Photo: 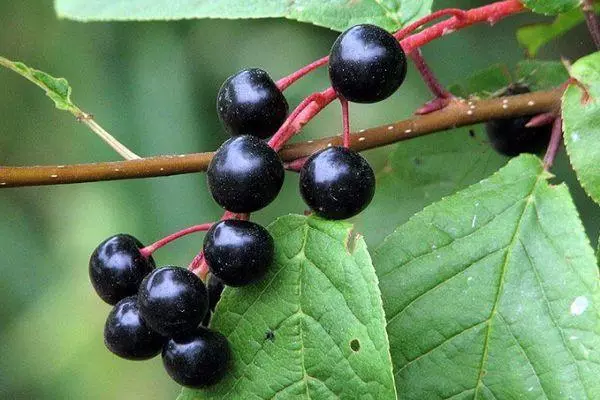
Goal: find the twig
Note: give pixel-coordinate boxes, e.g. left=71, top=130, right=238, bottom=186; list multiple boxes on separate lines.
left=583, top=0, right=600, bottom=49
left=0, top=89, right=561, bottom=188
left=543, top=117, right=563, bottom=170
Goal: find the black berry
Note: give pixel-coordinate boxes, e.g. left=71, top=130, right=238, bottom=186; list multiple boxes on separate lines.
left=217, top=68, right=289, bottom=139
left=485, top=85, right=552, bottom=156
left=89, top=234, right=155, bottom=305
left=203, top=220, right=274, bottom=287
left=104, top=296, right=164, bottom=360
left=300, top=146, right=376, bottom=220
left=329, top=24, right=407, bottom=103
left=207, top=274, right=225, bottom=312
left=207, top=135, right=284, bottom=213
left=162, top=327, right=231, bottom=388
left=138, top=266, right=209, bottom=337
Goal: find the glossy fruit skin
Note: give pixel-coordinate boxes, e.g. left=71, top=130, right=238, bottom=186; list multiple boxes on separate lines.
left=485, top=85, right=552, bottom=156
left=162, top=327, right=231, bottom=388
left=203, top=220, right=274, bottom=287
left=104, top=296, right=164, bottom=360
left=207, top=274, right=225, bottom=312
left=207, top=135, right=284, bottom=213
left=300, top=146, right=376, bottom=220
left=89, top=234, right=155, bottom=305
left=329, top=24, right=407, bottom=103
left=138, top=266, right=209, bottom=337
left=217, top=68, right=289, bottom=139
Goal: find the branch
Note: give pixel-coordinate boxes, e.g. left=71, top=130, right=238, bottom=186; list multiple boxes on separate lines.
left=0, top=89, right=561, bottom=188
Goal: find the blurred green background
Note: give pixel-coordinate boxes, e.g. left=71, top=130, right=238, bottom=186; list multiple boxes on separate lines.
left=0, top=1, right=597, bottom=398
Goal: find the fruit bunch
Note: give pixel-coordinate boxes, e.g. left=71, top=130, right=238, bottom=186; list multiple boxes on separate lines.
left=89, top=23, right=409, bottom=389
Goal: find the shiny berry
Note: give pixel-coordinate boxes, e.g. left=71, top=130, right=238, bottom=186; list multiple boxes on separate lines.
left=485, top=85, right=552, bottom=156
left=89, top=234, right=155, bottom=305
left=329, top=24, right=407, bottom=103
left=207, top=135, right=284, bottom=213
left=104, top=296, right=164, bottom=360
left=300, top=146, right=375, bottom=220
left=217, top=68, right=289, bottom=139
left=162, top=327, right=231, bottom=388
left=203, top=220, right=273, bottom=287
left=138, top=266, right=209, bottom=337
left=207, top=274, right=225, bottom=312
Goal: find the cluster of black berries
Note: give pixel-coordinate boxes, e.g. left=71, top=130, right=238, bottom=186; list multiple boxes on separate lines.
left=90, top=23, right=409, bottom=390
left=212, top=23, right=408, bottom=220
left=89, top=234, right=231, bottom=388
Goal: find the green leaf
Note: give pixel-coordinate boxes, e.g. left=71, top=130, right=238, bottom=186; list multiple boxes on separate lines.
left=0, top=56, right=75, bottom=111
left=55, top=0, right=432, bottom=32
left=516, top=60, right=569, bottom=91
left=563, top=51, right=600, bottom=206
left=516, top=6, right=600, bottom=56
left=450, top=61, right=567, bottom=99
left=521, top=0, right=580, bottom=15
left=181, top=215, right=396, bottom=399
left=355, top=130, right=506, bottom=247
left=375, top=155, right=600, bottom=398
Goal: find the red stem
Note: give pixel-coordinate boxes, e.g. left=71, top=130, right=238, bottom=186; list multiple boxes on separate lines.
left=140, top=223, right=214, bottom=258
left=394, top=8, right=469, bottom=40
left=276, top=56, right=329, bottom=91
left=409, top=49, right=451, bottom=99
left=340, top=98, right=351, bottom=148
left=583, top=0, right=600, bottom=49
left=543, top=117, right=563, bottom=170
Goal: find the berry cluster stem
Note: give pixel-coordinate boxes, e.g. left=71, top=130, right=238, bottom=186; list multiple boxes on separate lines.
left=340, top=98, right=351, bottom=148
left=276, top=56, right=329, bottom=91
left=140, top=223, right=214, bottom=258
left=583, top=0, right=600, bottom=49
left=543, top=117, right=563, bottom=171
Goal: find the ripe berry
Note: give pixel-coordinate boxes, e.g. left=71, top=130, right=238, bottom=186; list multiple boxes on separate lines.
left=485, top=85, right=552, bottom=156
left=217, top=68, right=289, bottom=139
left=329, top=24, right=407, bottom=103
left=300, top=146, right=375, bottom=220
left=162, top=327, right=231, bottom=388
left=207, top=274, right=225, bottom=312
left=104, top=296, right=164, bottom=360
left=203, top=220, right=274, bottom=287
left=138, top=266, right=209, bottom=337
left=207, top=135, right=284, bottom=213
left=89, top=234, right=155, bottom=305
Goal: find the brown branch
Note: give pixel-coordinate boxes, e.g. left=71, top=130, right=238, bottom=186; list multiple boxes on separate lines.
left=0, top=89, right=561, bottom=188
left=583, top=0, right=600, bottom=49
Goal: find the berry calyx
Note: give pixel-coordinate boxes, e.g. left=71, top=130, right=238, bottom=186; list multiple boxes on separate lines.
left=300, top=146, right=376, bottom=220
left=485, top=85, right=552, bottom=157
left=89, top=234, right=155, bottom=305
left=207, top=135, right=285, bottom=213
left=203, top=220, right=274, bottom=287
left=329, top=24, right=407, bottom=104
left=217, top=68, right=289, bottom=139
left=162, top=327, right=231, bottom=388
left=138, top=266, right=209, bottom=337
left=104, top=296, right=164, bottom=360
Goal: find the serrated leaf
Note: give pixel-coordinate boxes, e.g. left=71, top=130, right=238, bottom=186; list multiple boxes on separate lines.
left=0, top=56, right=75, bottom=111
left=375, top=155, right=600, bottom=398
left=55, top=0, right=432, bottom=32
left=563, top=51, right=600, bottom=206
left=522, top=0, right=580, bottom=15
left=517, top=6, right=600, bottom=56
left=355, top=129, right=506, bottom=247
left=180, top=215, right=396, bottom=399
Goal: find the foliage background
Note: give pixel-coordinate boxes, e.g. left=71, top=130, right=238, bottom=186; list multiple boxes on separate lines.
left=0, top=0, right=597, bottom=398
